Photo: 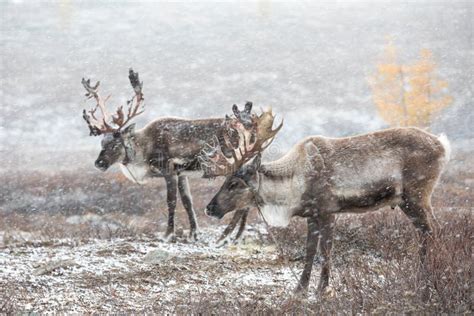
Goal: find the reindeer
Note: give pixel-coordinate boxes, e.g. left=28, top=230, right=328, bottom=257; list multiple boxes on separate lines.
left=202, top=123, right=450, bottom=294
left=81, top=69, right=261, bottom=241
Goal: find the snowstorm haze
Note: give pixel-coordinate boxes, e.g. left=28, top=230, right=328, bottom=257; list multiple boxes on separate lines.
left=1, top=1, right=472, bottom=171
left=1, top=2, right=473, bottom=313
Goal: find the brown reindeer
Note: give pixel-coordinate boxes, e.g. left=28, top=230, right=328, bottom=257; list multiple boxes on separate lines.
left=81, top=69, right=259, bottom=241
left=203, top=125, right=450, bottom=293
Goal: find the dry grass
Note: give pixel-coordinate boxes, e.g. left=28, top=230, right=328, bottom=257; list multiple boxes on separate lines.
left=0, top=161, right=472, bottom=314
left=160, top=210, right=472, bottom=315
left=1, top=209, right=471, bottom=314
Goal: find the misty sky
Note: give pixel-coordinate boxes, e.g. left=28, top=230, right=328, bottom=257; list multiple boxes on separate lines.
left=0, top=1, right=472, bottom=171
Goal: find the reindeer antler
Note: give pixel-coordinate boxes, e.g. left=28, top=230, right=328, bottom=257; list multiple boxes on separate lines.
left=81, top=78, right=115, bottom=135
left=81, top=68, right=145, bottom=136
left=200, top=107, right=283, bottom=177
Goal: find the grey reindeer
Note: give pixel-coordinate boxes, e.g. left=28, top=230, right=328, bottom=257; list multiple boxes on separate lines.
left=203, top=121, right=450, bottom=294
left=81, top=68, right=257, bottom=241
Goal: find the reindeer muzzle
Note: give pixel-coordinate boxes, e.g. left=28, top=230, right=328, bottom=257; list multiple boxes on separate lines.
left=95, top=159, right=109, bottom=171
left=204, top=205, right=224, bottom=219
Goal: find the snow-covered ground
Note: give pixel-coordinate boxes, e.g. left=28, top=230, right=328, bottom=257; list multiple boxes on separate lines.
left=1, top=225, right=311, bottom=313
left=1, top=205, right=471, bottom=313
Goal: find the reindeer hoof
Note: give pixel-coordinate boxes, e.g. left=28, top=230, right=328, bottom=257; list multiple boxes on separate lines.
left=188, top=230, right=199, bottom=242
left=231, top=237, right=243, bottom=245
left=215, top=237, right=230, bottom=248
left=162, top=232, right=177, bottom=243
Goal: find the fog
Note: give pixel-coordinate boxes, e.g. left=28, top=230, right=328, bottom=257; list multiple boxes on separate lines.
left=1, top=3, right=473, bottom=313
left=1, top=1, right=472, bottom=171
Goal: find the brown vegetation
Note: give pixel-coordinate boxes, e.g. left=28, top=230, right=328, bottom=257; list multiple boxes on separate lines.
left=0, top=154, right=472, bottom=314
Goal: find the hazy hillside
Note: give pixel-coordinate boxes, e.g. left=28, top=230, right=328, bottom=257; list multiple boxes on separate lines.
left=1, top=1, right=472, bottom=172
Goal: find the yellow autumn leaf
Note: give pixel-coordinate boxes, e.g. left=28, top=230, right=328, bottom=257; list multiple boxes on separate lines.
left=369, top=42, right=452, bottom=129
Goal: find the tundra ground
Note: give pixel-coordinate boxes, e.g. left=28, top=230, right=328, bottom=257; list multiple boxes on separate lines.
left=0, top=161, right=472, bottom=314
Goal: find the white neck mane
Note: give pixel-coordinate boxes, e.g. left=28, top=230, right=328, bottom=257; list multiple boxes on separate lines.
left=119, top=131, right=150, bottom=183
left=257, top=149, right=309, bottom=227
left=259, top=205, right=294, bottom=227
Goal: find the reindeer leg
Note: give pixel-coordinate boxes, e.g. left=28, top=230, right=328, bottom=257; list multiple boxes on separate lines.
left=318, top=214, right=335, bottom=292
left=400, top=195, right=434, bottom=264
left=400, top=194, right=434, bottom=301
left=178, top=175, right=199, bottom=241
left=295, top=216, right=320, bottom=294
left=233, top=208, right=249, bottom=242
left=164, top=175, right=178, bottom=241
left=216, top=209, right=245, bottom=245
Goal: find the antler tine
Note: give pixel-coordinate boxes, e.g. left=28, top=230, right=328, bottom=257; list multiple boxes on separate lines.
left=113, top=68, right=145, bottom=129
left=81, top=77, right=116, bottom=136
left=128, top=68, right=143, bottom=101
left=200, top=131, right=239, bottom=177
left=81, top=78, right=100, bottom=96
left=232, top=109, right=283, bottom=167
left=82, top=109, right=103, bottom=136
left=81, top=78, right=109, bottom=120
left=260, top=117, right=284, bottom=150
left=81, top=69, right=147, bottom=136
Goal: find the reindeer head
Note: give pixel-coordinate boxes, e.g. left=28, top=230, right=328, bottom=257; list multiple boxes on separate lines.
left=201, top=107, right=283, bottom=218
left=81, top=69, right=144, bottom=171
left=94, top=124, right=136, bottom=171
left=205, top=154, right=263, bottom=219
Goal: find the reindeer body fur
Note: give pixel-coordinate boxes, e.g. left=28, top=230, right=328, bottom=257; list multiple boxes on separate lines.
left=263, top=127, right=449, bottom=291
left=130, top=118, right=223, bottom=170
left=83, top=70, right=252, bottom=241
left=257, top=127, right=448, bottom=221
left=107, top=116, right=248, bottom=240
left=118, top=117, right=224, bottom=182
left=206, top=127, right=450, bottom=293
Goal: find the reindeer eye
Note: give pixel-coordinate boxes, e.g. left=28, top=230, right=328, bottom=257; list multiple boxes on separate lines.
left=228, top=181, right=239, bottom=191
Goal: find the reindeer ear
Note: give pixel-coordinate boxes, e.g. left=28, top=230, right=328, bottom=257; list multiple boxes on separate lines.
left=244, top=101, right=253, bottom=114
left=122, top=123, right=136, bottom=135
left=232, top=104, right=240, bottom=117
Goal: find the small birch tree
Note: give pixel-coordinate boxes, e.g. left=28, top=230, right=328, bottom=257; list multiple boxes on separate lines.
left=369, top=42, right=452, bottom=128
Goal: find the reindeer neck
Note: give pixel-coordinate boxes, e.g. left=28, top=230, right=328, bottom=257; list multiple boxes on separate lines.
left=259, top=144, right=304, bottom=178
left=255, top=169, right=305, bottom=227
left=252, top=145, right=308, bottom=227
left=257, top=166, right=301, bottom=202
left=126, top=130, right=148, bottom=165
